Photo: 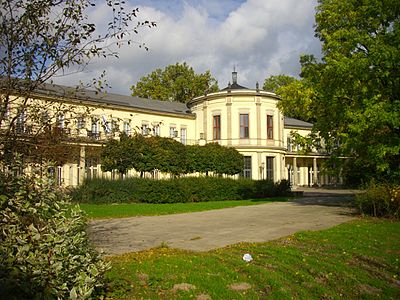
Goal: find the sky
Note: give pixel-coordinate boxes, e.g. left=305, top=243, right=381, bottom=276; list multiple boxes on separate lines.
left=53, top=0, right=321, bottom=96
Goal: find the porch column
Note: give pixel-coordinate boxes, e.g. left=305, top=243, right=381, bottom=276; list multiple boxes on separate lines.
left=293, top=157, right=297, bottom=187
left=313, top=157, right=318, bottom=186
left=79, top=146, right=86, bottom=184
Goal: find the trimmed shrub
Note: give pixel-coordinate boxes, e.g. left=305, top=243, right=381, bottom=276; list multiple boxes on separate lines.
left=70, top=177, right=291, bottom=204
left=0, top=164, right=109, bottom=299
left=355, top=182, right=400, bottom=218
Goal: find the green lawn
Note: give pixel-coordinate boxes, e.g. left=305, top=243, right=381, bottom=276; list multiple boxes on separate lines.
left=79, top=197, right=290, bottom=219
left=105, top=219, right=400, bottom=299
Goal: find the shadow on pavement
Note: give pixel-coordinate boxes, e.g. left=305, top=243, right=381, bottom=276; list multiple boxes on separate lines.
left=290, top=188, right=359, bottom=208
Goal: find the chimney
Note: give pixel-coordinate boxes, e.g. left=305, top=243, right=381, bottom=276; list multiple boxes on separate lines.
left=232, top=68, right=237, bottom=84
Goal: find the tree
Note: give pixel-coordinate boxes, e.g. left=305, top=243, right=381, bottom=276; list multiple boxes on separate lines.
left=263, top=74, right=296, bottom=92
left=0, top=2, right=154, bottom=297
left=0, top=0, right=155, bottom=162
left=101, top=133, right=137, bottom=176
left=263, top=75, right=314, bottom=122
left=300, top=0, right=400, bottom=183
left=275, top=79, right=315, bottom=122
left=131, top=62, right=219, bottom=103
left=155, top=137, right=188, bottom=176
left=186, top=143, right=243, bottom=176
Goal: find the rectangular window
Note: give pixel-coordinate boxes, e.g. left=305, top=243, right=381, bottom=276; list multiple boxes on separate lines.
left=153, top=125, right=160, bottom=136
left=287, top=137, right=292, bottom=152
left=57, top=114, right=65, bottom=129
left=170, top=126, right=177, bottom=138
left=266, top=156, right=274, bottom=180
left=89, top=117, right=100, bottom=140
left=91, top=117, right=99, bottom=133
left=111, top=118, right=119, bottom=133
left=141, top=124, right=149, bottom=135
left=267, top=115, right=273, bottom=140
left=41, top=111, right=50, bottom=124
left=213, top=115, right=221, bottom=140
left=240, top=114, right=249, bottom=139
left=77, top=116, right=85, bottom=129
left=243, top=156, right=252, bottom=179
left=123, top=120, right=131, bottom=136
left=180, top=128, right=187, bottom=145
left=16, top=110, right=26, bottom=133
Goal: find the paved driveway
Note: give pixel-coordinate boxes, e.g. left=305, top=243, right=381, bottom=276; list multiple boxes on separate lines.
left=88, top=189, right=357, bottom=255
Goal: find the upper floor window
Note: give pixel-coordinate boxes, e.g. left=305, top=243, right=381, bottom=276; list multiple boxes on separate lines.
left=153, top=125, right=160, bottom=136
left=170, top=126, right=177, bottom=138
left=240, top=113, right=249, bottom=139
left=77, top=116, right=85, bottom=129
left=213, top=115, right=221, bottom=140
left=16, top=110, right=26, bottom=133
left=287, top=137, right=293, bottom=152
left=141, top=123, right=149, bottom=135
left=111, top=118, right=119, bottom=133
left=91, top=117, right=99, bottom=133
left=123, top=120, right=131, bottom=136
left=180, top=128, right=187, bottom=145
left=267, top=115, right=273, bottom=140
left=57, top=114, right=65, bottom=129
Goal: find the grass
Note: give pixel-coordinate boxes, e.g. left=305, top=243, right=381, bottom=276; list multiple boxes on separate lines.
left=104, top=218, right=400, bottom=299
left=79, top=197, right=290, bottom=219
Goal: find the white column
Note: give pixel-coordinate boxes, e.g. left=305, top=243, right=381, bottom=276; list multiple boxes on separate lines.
left=313, top=157, right=318, bottom=186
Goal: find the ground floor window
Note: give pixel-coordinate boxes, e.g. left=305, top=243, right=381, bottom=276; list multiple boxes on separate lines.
left=243, top=156, right=252, bottom=179
left=266, top=156, right=274, bottom=180
left=86, top=157, right=99, bottom=180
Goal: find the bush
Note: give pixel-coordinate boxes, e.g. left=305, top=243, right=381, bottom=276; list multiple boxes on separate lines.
left=0, top=164, right=109, bottom=299
left=70, top=177, right=291, bottom=204
left=355, top=182, right=400, bottom=218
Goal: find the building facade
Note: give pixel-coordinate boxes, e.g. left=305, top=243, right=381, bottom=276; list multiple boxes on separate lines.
left=2, top=72, right=338, bottom=187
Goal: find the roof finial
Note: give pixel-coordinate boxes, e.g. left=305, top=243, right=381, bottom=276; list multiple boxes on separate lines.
left=232, top=66, right=237, bottom=84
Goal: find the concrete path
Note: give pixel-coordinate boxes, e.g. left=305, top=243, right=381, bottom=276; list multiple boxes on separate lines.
left=88, top=189, right=357, bottom=255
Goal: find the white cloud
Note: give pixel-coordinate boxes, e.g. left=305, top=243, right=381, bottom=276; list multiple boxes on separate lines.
left=53, top=0, right=321, bottom=96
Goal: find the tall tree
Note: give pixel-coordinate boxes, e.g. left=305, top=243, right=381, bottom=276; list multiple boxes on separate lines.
left=301, top=0, right=400, bottom=182
left=0, top=2, right=154, bottom=298
left=263, top=74, right=296, bottom=92
left=131, top=62, right=219, bottom=103
left=0, top=0, right=155, bottom=162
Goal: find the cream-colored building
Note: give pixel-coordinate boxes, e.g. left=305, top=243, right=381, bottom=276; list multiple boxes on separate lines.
left=3, top=72, right=338, bottom=187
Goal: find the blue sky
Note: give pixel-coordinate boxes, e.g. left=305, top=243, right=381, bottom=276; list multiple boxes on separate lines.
left=54, top=0, right=321, bottom=96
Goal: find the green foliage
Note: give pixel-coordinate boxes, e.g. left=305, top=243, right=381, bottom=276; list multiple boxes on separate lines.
left=263, top=74, right=296, bottom=92
left=188, top=143, right=243, bottom=176
left=0, top=164, right=109, bottom=299
left=0, top=1, right=154, bottom=158
left=298, top=0, right=400, bottom=183
left=101, top=135, right=244, bottom=177
left=289, top=131, right=322, bottom=154
left=70, top=177, right=292, bottom=204
left=101, top=133, right=137, bottom=175
left=355, top=182, right=400, bottom=218
left=276, top=79, right=315, bottom=122
left=130, top=62, right=219, bottom=103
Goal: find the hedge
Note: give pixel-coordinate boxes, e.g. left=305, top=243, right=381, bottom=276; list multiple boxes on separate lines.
left=69, top=177, right=291, bottom=204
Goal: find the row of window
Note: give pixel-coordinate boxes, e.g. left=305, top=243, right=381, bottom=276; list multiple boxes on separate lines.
left=11, top=111, right=188, bottom=143
left=212, top=114, right=274, bottom=140
left=242, top=156, right=274, bottom=180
